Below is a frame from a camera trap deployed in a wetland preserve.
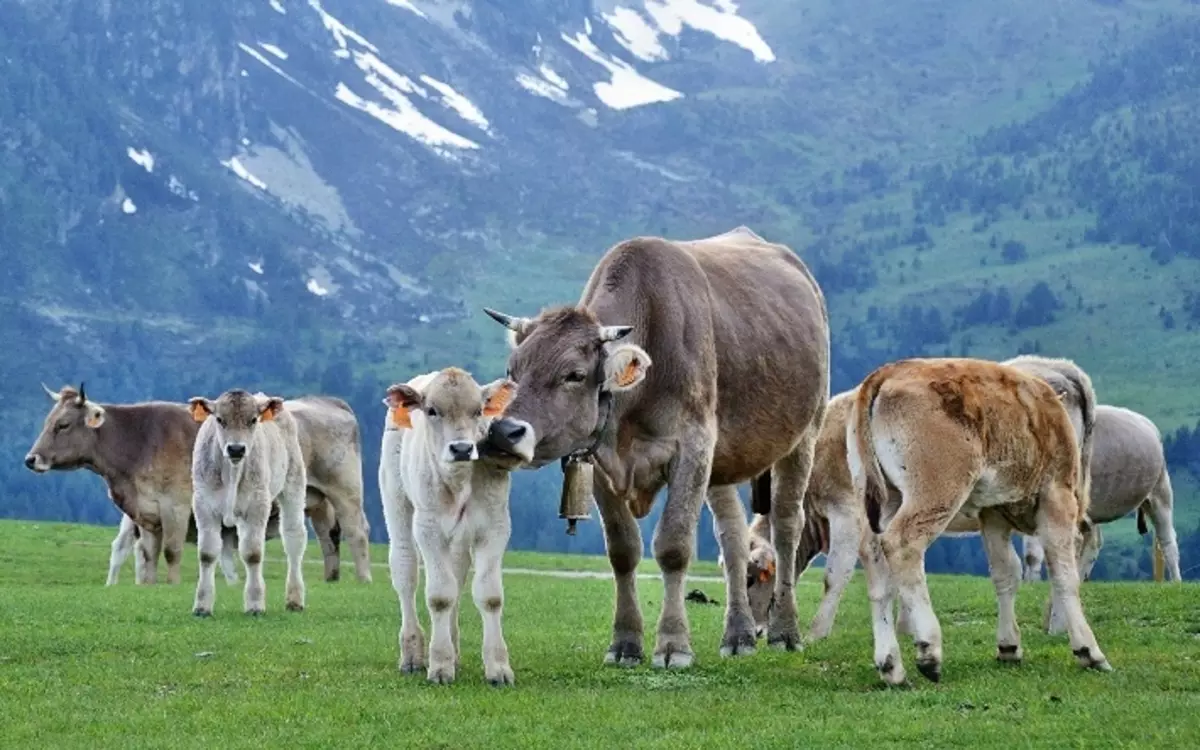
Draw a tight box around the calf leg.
[595,482,645,667]
[382,487,425,675]
[1037,485,1111,672]
[809,506,862,641]
[472,510,514,686]
[650,425,715,669]
[415,522,460,685]
[1045,524,1093,635]
[979,509,1023,663]
[326,487,374,584]
[236,501,271,615]
[861,532,903,684]
[108,515,138,586]
[706,484,756,657]
[161,502,188,586]
[192,506,224,616]
[767,434,818,651]
[308,492,342,583]
[1022,533,1046,582]
[1147,471,1182,582]
[279,473,309,612]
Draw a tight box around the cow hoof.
[996,644,1023,664]
[603,640,644,668]
[245,608,265,617]
[876,654,907,686]
[767,632,802,652]
[719,631,757,658]
[399,657,426,675]
[485,665,515,687]
[916,658,942,683]
[325,569,340,583]
[285,601,305,613]
[427,666,456,685]
[192,608,212,618]
[652,647,694,670]
[1073,647,1112,672]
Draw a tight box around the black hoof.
[917,660,942,683]
[192,609,212,618]
[604,640,644,667]
[245,609,265,617]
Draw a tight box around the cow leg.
[192,506,223,617]
[308,492,342,583]
[595,481,645,667]
[809,506,861,641]
[472,506,514,686]
[978,509,1023,663]
[1147,471,1182,582]
[650,428,715,669]
[860,531,903,684]
[325,487,374,584]
[767,435,817,651]
[382,487,425,675]
[218,527,240,585]
[137,530,161,585]
[415,522,460,685]
[279,471,309,613]
[108,515,138,586]
[161,502,188,586]
[1022,533,1045,582]
[450,538,473,666]
[1037,485,1111,672]
[236,500,271,616]
[706,483,756,657]
[1045,524,1094,635]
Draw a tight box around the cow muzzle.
[225,443,247,462]
[24,453,49,473]
[483,417,536,463]
[445,440,478,463]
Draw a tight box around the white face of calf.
[384,368,516,466]
[188,390,283,465]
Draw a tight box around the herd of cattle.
[21,226,1183,688]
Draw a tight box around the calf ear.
[481,379,517,417]
[258,397,284,423]
[603,344,652,392]
[84,405,106,430]
[188,397,213,423]
[384,384,422,429]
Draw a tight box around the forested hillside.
[3,0,1199,579]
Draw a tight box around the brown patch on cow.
[244,550,263,566]
[483,596,503,612]
[483,381,516,417]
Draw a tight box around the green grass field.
[1,520,1197,748]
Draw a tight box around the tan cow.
[481,226,830,667]
[847,357,1110,686]
[26,384,369,585]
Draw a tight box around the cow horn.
[598,325,633,342]
[483,307,531,333]
[76,381,87,406]
[41,382,60,401]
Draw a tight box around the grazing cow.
[380,368,519,685]
[847,357,1111,685]
[26,384,366,586]
[189,390,308,616]
[481,226,830,667]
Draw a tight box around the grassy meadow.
[0,520,1198,748]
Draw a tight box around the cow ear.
[603,344,652,392]
[258,397,284,423]
[481,379,517,418]
[84,405,106,430]
[385,384,422,429]
[188,398,213,423]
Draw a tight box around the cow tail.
[854,374,889,534]
[1064,367,1097,522]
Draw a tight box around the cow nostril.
[449,441,474,456]
[24,455,36,469]
[503,423,527,442]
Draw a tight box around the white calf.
[380,367,518,686]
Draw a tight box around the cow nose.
[448,441,475,461]
[24,454,36,469]
[499,421,527,442]
[226,444,247,461]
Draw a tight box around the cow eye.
[54,421,71,433]
[473,408,483,418]
[426,407,439,418]
[564,371,587,383]
[216,417,226,427]
[249,417,258,426]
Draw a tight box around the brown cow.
[480,226,830,667]
[25,384,369,585]
[848,357,1111,686]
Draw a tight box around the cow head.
[385,367,516,466]
[25,382,107,473]
[188,389,283,465]
[480,306,651,468]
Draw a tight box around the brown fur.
[483,226,830,665]
[848,357,1110,686]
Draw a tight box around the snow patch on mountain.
[562,29,682,109]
